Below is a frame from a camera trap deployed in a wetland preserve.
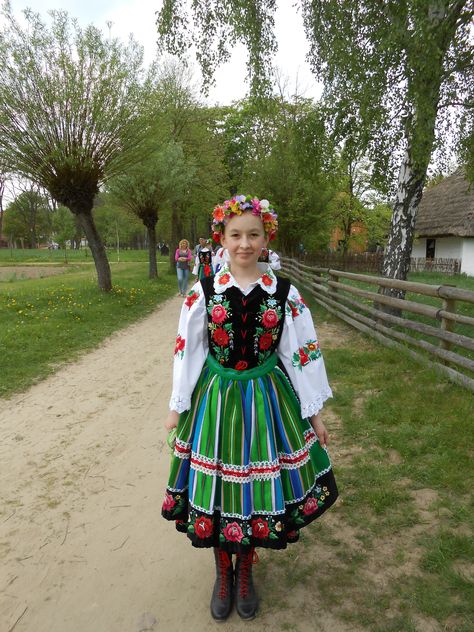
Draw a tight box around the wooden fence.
[288,251,462,275]
[280,256,474,393]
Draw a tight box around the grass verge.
[257,301,473,631]
[0,262,176,398]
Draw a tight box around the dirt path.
[0,297,352,632]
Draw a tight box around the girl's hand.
[310,413,329,447]
[165,410,179,431]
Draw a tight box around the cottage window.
[426,239,436,259]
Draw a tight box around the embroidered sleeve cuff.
[169,394,192,413]
[300,387,333,419]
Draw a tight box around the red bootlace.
[218,550,231,600]
[237,549,259,598]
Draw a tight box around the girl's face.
[220,212,268,268]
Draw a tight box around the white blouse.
[169,264,332,419]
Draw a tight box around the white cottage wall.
[461,238,474,276]
[412,239,427,257]
[411,237,462,258]
[435,237,463,258]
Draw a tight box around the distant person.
[192,240,213,281]
[194,237,206,256]
[257,247,281,270]
[161,243,169,256]
[175,239,192,297]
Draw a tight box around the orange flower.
[213,205,225,222]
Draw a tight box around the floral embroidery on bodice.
[201,275,291,370]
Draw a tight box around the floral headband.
[211,194,279,242]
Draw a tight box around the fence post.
[440,297,456,361]
[328,269,339,303]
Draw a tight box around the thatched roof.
[415,168,474,238]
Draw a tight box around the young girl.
[192,240,213,281]
[162,195,337,621]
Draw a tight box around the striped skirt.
[162,353,338,552]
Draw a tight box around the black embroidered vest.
[198,250,212,265]
[201,275,291,370]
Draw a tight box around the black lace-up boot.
[234,548,258,620]
[210,548,233,621]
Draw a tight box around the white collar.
[213,263,277,295]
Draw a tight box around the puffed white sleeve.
[269,250,281,270]
[169,282,208,413]
[277,284,332,418]
[192,254,199,276]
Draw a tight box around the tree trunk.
[381,149,426,287]
[145,220,158,279]
[76,210,112,291]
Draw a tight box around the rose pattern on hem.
[292,340,321,370]
[162,477,334,550]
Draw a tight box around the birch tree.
[0,4,153,290]
[156,0,474,290]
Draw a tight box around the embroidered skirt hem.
[162,353,338,552]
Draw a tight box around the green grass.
[259,299,473,631]
[0,247,169,265]
[0,262,176,398]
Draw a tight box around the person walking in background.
[175,239,192,297]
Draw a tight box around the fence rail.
[280,257,474,393]
[289,252,462,275]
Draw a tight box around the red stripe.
[175,443,191,454]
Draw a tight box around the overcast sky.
[10,0,323,105]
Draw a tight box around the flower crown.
[211,195,278,242]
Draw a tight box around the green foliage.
[0,263,176,398]
[3,189,51,247]
[92,197,144,249]
[219,96,339,251]
[0,6,153,210]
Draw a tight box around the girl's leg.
[210,548,233,621]
[234,548,258,620]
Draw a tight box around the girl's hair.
[178,239,189,249]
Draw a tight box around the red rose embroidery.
[235,360,248,371]
[203,264,211,276]
[213,328,229,347]
[174,335,185,355]
[262,308,279,328]
[194,516,213,539]
[185,291,199,309]
[259,332,273,350]
[299,348,309,365]
[222,522,244,542]
[162,493,176,511]
[211,304,227,324]
[261,274,273,287]
[251,518,270,539]
[219,273,230,285]
[303,497,319,515]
